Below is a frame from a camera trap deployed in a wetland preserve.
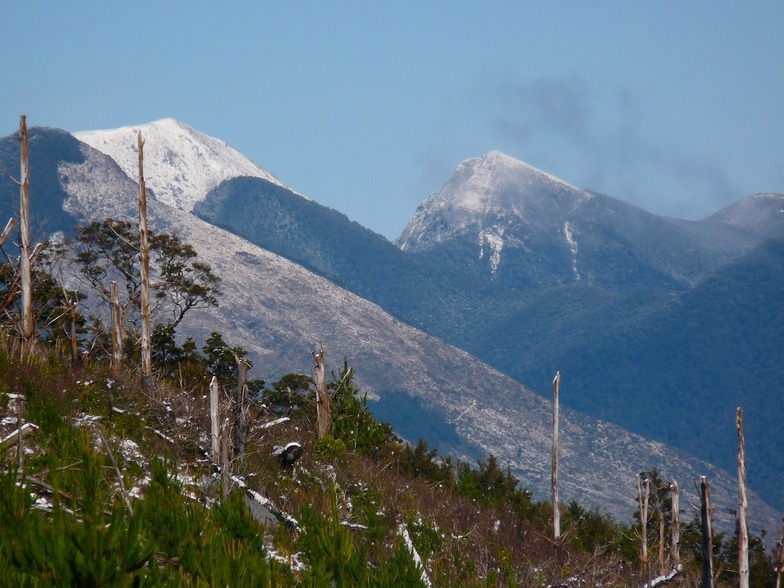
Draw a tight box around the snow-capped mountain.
[397,150,590,255]
[74,118,288,211]
[397,150,760,289]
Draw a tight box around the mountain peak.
[74,119,286,211]
[396,151,588,252]
[457,151,583,202]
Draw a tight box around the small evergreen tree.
[328,359,392,456]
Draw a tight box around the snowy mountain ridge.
[74,118,290,211]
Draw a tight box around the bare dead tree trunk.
[16,398,24,470]
[670,479,680,568]
[658,510,665,576]
[313,350,331,439]
[220,416,230,494]
[552,370,561,541]
[19,116,34,359]
[137,130,152,386]
[110,281,123,379]
[233,355,250,465]
[638,475,650,584]
[736,407,749,588]
[210,375,220,463]
[700,476,714,588]
[61,280,80,367]
[774,517,784,588]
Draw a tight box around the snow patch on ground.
[478,228,504,274]
[259,416,291,430]
[563,221,580,281]
[118,439,145,464]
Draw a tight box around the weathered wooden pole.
[699,476,714,588]
[110,281,123,379]
[638,474,650,583]
[670,479,680,568]
[16,398,24,470]
[658,510,665,576]
[137,130,152,385]
[552,370,561,541]
[19,116,34,359]
[736,407,749,588]
[56,269,81,367]
[210,376,220,463]
[313,350,331,439]
[233,355,250,465]
[66,292,79,365]
[220,416,230,493]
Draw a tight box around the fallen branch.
[20,474,113,518]
[0,422,38,452]
[259,416,291,430]
[644,565,683,587]
[245,487,301,532]
[96,428,134,516]
[398,523,433,587]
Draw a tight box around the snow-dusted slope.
[706,192,784,239]
[74,118,288,211]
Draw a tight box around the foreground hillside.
[2,342,779,586]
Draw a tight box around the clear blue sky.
[3,2,783,240]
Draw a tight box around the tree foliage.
[0,240,85,346]
[328,359,392,456]
[73,218,221,330]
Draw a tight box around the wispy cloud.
[477,76,741,219]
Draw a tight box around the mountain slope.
[706,192,784,239]
[0,126,81,239]
[394,151,784,510]
[0,126,777,535]
[192,175,463,328]
[87,180,778,534]
[74,118,286,211]
[517,237,784,508]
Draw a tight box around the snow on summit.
[396,150,589,252]
[75,118,287,211]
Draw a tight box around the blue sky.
[3,2,783,240]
